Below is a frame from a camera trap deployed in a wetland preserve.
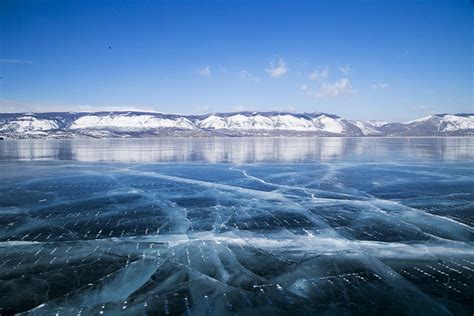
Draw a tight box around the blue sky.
[0,0,472,121]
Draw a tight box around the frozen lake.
[0,138,473,315]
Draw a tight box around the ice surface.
[0,138,473,315]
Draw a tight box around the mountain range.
[0,111,473,138]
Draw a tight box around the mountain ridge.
[0,111,473,138]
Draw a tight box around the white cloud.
[308,67,328,81]
[316,78,354,97]
[197,66,211,77]
[302,78,355,98]
[0,58,32,64]
[339,64,351,75]
[240,70,261,83]
[371,82,389,90]
[265,57,288,78]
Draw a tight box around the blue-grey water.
[0,138,473,315]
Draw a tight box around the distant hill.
[0,111,473,138]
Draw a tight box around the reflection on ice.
[1,137,474,162]
[0,139,473,314]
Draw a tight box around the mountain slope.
[0,111,472,138]
[380,114,474,136]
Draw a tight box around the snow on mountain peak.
[198,115,227,129]
[403,114,474,132]
[198,113,344,131]
[440,114,474,132]
[311,115,345,134]
[0,111,473,138]
[0,116,58,134]
[405,115,436,124]
[69,114,194,130]
[272,114,316,130]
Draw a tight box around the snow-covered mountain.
[378,114,474,136]
[0,111,472,138]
